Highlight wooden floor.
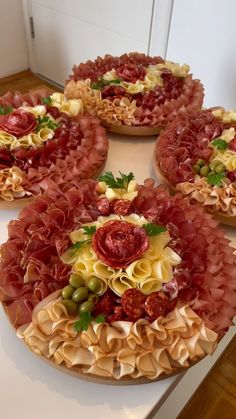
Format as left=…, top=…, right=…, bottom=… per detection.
left=0, top=69, right=62, bottom=95
left=178, top=335, right=236, bottom=419
left=0, top=70, right=236, bottom=419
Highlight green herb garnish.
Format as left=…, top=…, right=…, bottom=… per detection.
left=90, top=80, right=105, bottom=90
left=82, top=226, right=96, bottom=235
left=143, top=223, right=167, bottom=236
left=99, top=171, right=135, bottom=189
left=36, top=115, right=59, bottom=132
left=71, top=239, right=91, bottom=253
left=91, top=78, right=121, bottom=90
left=74, top=312, right=92, bottom=331
left=73, top=312, right=106, bottom=332
left=207, top=172, right=225, bottom=186
left=211, top=138, right=228, bottom=151
left=94, top=314, right=106, bottom=324
left=0, top=105, right=13, bottom=115
left=41, top=96, right=53, bottom=106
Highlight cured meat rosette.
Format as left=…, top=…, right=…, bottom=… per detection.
left=155, top=108, right=236, bottom=225
left=64, top=52, right=204, bottom=135
left=0, top=92, right=108, bottom=204
left=1, top=173, right=236, bottom=382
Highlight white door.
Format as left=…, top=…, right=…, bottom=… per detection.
left=24, top=0, right=155, bottom=85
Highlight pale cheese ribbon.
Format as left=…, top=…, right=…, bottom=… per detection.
left=17, top=293, right=218, bottom=380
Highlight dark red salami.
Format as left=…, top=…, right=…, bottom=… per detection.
left=96, top=197, right=111, bottom=215
left=111, top=199, right=132, bottom=215
left=121, top=289, right=145, bottom=318
left=0, top=109, right=36, bottom=137
left=93, top=291, right=114, bottom=317
left=116, top=63, right=146, bottom=83
left=144, top=292, right=169, bottom=319
left=92, top=220, right=149, bottom=269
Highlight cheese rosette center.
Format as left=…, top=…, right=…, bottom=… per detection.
left=61, top=214, right=181, bottom=296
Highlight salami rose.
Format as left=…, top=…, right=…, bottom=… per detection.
left=116, top=63, right=146, bottom=83
left=92, top=220, right=149, bottom=269
left=0, top=109, right=36, bottom=137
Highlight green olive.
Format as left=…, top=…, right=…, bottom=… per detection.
left=62, top=299, right=78, bottom=316
left=215, top=163, right=226, bottom=173
left=79, top=301, right=94, bottom=314
left=88, top=293, right=99, bottom=304
left=72, top=287, right=88, bottom=303
left=197, top=159, right=205, bottom=167
left=200, top=165, right=210, bottom=177
left=62, top=285, right=75, bottom=300
left=87, top=277, right=103, bottom=293
left=69, top=274, right=85, bottom=288
left=192, top=164, right=200, bottom=174
left=210, top=160, right=222, bottom=172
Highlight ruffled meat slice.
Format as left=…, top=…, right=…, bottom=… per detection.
left=133, top=180, right=236, bottom=337
left=155, top=110, right=224, bottom=185
left=0, top=88, right=54, bottom=108
left=0, top=179, right=100, bottom=327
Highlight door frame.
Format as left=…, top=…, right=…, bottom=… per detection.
left=22, top=0, right=173, bottom=79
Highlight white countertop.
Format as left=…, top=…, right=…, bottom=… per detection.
left=0, top=133, right=235, bottom=419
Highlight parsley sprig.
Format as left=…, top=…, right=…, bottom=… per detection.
left=143, top=223, right=167, bottom=236
left=70, top=226, right=96, bottom=254
left=207, top=172, right=226, bottom=186
left=211, top=138, right=228, bottom=151
left=74, top=312, right=105, bottom=331
left=36, top=115, right=59, bottom=132
left=91, top=78, right=121, bottom=90
left=99, top=171, right=135, bottom=189
left=82, top=226, right=96, bottom=235
left=0, top=105, right=13, bottom=115
left=70, top=239, right=91, bottom=253
left=41, top=96, right=53, bottom=106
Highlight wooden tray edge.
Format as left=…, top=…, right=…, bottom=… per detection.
left=104, top=124, right=162, bottom=136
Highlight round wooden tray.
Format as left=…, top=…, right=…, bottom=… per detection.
left=153, top=160, right=236, bottom=227
left=1, top=299, right=204, bottom=385
left=38, top=351, right=202, bottom=385
left=0, top=196, right=33, bottom=210
left=104, top=124, right=162, bottom=136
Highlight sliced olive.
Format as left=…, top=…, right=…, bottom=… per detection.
left=62, top=285, right=75, bottom=300
left=79, top=301, right=94, bottom=314
left=88, top=293, right=99, bottom=304
left=72, top=287, right=88, bottom=303
left=69, top=274, right=85, bottom=288
left=197, top=159, right=205, bottom=167
left=200, top=165, right=210, bottom=176
left=192, top=164, right=200, bottom=174
left=87, top=277, right=103, bottom=293
left=215, top=163, right=226, bottom=173
left=62, top=299, right=78, bottom=316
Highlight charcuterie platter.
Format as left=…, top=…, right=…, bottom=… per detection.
left=0, top=91, right=108, bottom=207
left=1, top=172, right=235, bottom=383
left=65, top=52, right=204, bottom=136
left=154, top=108, right=236, bottom=226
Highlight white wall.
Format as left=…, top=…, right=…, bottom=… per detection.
left=166, top=0, right=236, bottom=109
left=0, top=0, right=29, bottom=78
